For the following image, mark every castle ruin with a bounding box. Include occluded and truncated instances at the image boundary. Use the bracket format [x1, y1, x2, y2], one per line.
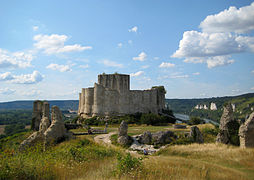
[78, 73, 165, 118]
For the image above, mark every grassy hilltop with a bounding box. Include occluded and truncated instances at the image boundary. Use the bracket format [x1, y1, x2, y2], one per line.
[1, 124, 254, 180]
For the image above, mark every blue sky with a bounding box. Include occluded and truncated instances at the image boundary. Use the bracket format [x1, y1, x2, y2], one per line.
[0, 0, 254, 102]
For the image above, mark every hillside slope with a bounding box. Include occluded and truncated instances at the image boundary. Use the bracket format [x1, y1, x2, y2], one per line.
[166, 93, 254, 122]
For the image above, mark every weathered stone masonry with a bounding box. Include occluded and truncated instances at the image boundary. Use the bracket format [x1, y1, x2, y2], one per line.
[78, 73, 165, 118]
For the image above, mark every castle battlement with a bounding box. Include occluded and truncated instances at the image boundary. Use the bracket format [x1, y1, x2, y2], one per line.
[78, 73, 165, 118]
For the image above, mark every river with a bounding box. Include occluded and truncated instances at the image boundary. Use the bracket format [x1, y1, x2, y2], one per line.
[174, 113, 219, 125]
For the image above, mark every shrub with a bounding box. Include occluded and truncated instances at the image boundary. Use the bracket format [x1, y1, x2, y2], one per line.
[4, 123, 28, 136]
[189, 117, 204, 125]
[170, 134, 194, 145]
[84, 116, 99, 125]
[116, 153, 142, 176]
[228, 121, 240, 146]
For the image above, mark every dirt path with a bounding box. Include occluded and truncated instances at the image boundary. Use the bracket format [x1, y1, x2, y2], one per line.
[93, 132, 159, 156]
[94, 131, 117, 145]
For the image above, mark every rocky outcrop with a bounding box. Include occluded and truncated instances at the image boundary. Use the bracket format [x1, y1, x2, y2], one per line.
[151, 131, 175, 145]
[20, 103, 73, 151]
[216, 104, 240, 145]
[138, 131, 152, 144]
[118, 121, 128, 136]
[19, 131, 45, 151]
[239, 112, 254, 148]
[117, 121, 131, 146]
[189, 126, 204, 143]
[45, 106, 72, 145]
[137, 130, 175, 146]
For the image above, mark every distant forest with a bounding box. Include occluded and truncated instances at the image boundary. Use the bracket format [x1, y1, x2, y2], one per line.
[0, 93, 253, 124]
[0, 100, 79, 110]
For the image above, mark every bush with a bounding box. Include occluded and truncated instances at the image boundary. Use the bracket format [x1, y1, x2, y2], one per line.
[170, 134, 194, 145]
[189, 117, 204, 125]
[116, 153, 142, 176]
[228, 121, 240, 146]
[4, 124, 28, 136]
[201, 126, 219, 143]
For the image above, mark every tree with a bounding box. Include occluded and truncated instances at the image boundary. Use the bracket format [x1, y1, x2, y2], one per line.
[189, 117, 204, 125]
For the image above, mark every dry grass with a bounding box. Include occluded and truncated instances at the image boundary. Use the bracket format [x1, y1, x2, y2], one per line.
[2, 124, 253, 180]
[146, 143, 254, 180]
[0, 125, 5, 135]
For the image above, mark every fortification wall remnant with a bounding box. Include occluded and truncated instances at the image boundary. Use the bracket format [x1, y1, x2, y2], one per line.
[78, 73, 166, 118]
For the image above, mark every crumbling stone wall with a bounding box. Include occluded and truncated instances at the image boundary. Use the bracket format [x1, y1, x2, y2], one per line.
[20, 102, 72, 151]
[239, 112, 254, 148]
[216, 104, 240, 145]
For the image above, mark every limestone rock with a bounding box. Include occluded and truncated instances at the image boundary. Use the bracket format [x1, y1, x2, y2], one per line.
[118, 121, 128, 136]
[20, 104, 73, 151]
[31, 100, 43, 131]
[19, 131, 44, 151]
[239, 112, 254, 148]
[117, 136, 131, 146]
[44, 106, 69, 145]
[117, 121, 132, 146]
[151, 131, 175, 145]
[216, 104, 240, 145]
[138, 131, 152, 144]
[39, 116, 51, 133]
[189, 126, 204, 143]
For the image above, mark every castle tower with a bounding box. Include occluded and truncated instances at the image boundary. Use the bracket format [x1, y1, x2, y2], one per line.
[98, 74, 130, 93]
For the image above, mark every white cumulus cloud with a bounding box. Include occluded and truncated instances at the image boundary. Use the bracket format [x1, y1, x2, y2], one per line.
[129, 26, 138, 33]
[172, 2, 254, 69]
[11, 71, 44, 84]
[46, 63, 72, 72]
[200, 2, 254, 34]
[0, 72, 14, 81]
[130, 71, 144, 77]
[172, 31, 251, 58]
[0, 48, 33, 69]
[0, 71, 44, 84]
[252, 70, 254, 73]
[251, 87, 254, 90]
[133, 52, 147, 61]
[206, 56, 234, 68]
[159, 62, 175, 68]
[0, 88, 15, 95]
[102, 59, 123, 68]
[33, 34, 92, 55]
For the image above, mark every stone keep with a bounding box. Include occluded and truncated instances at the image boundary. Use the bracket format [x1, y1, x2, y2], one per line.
[78, 73, 165, 118]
